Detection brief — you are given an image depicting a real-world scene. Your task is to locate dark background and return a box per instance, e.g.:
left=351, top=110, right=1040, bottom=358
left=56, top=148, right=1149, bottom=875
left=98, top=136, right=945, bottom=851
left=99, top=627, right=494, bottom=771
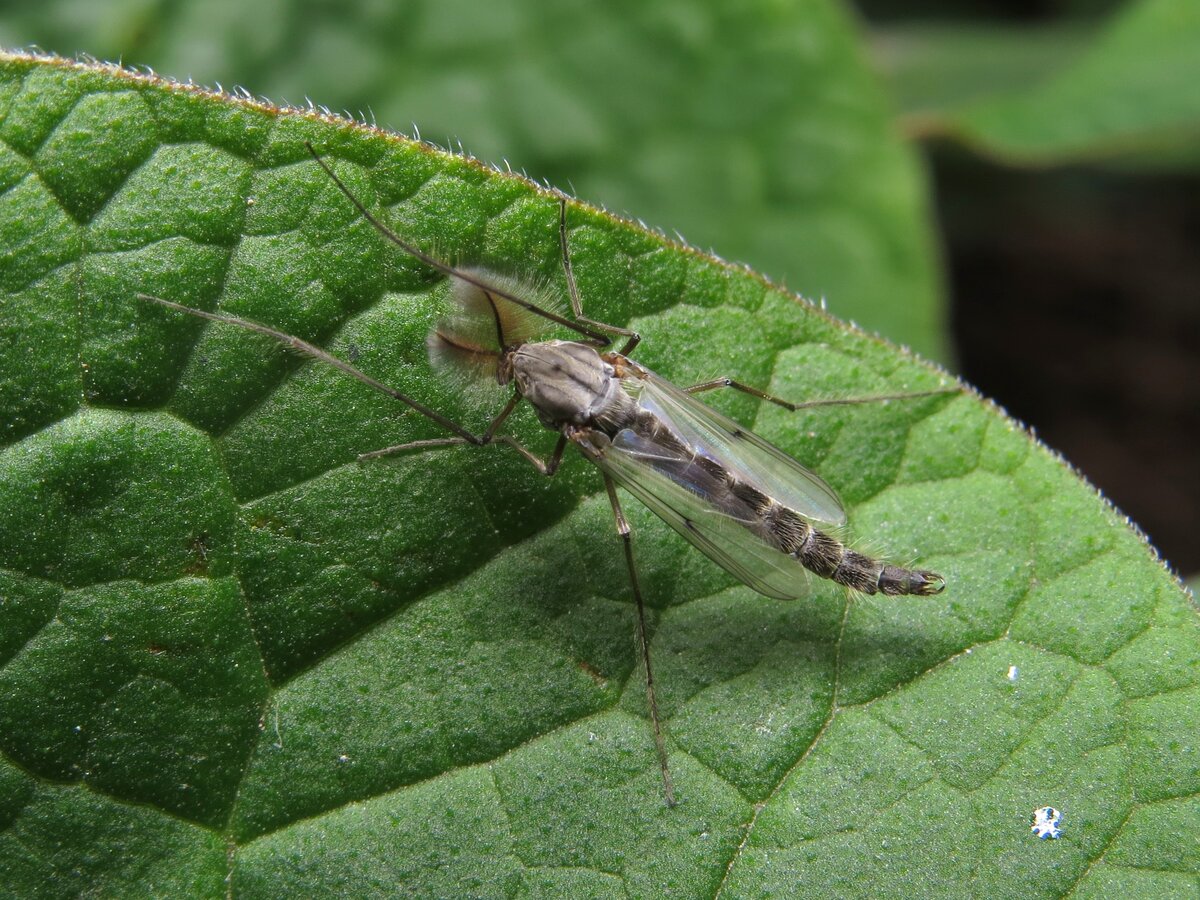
left=942, top=157, right=1199, bottom=579
left=865, top=0, right=1199, bottom=577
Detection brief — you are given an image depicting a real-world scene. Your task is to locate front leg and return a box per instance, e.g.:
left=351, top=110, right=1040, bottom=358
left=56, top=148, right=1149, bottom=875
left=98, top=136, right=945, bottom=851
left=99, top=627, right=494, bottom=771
left=557, top=198, right=640, bottom=356
left=360, top=429, right=568, bottom=477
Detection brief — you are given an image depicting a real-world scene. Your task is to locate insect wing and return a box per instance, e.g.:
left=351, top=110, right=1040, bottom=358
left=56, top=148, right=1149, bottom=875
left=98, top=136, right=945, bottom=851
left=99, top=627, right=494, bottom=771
left=595, top=427, right=808, bottom=599
left=638, top=370, right=847, bottom=527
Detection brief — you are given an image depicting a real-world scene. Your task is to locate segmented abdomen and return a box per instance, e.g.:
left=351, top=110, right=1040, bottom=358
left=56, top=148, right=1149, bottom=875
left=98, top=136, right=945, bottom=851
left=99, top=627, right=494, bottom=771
left=631, top=411, right=945, bottom=597
left=764, top=506, right=945, bottom=596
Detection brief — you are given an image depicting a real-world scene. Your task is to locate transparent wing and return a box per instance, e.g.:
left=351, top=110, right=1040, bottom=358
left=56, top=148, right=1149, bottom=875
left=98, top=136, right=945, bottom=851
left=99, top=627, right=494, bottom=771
left=594, top=428, right=812, bottom=600
left=637, top=369, right=847, bottom=527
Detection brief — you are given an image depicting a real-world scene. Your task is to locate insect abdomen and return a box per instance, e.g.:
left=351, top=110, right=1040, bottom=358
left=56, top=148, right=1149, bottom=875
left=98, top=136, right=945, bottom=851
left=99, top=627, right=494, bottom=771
left=760, top=503, right=943, bottom=596
left=624, top=411, right=945, bottom=597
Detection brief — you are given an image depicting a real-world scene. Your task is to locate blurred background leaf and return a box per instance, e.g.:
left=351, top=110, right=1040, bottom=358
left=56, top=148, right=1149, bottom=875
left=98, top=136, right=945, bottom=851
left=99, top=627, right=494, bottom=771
left=888, top=0, right=1200, bottom=166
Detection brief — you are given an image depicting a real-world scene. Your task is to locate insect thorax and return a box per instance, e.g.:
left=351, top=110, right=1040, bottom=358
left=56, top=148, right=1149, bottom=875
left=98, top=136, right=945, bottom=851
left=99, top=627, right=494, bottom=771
left=511, top=340, right=637, bottom=431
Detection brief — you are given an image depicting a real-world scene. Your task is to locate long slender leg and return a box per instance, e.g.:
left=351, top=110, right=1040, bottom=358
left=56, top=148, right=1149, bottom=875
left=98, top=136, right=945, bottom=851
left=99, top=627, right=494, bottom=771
left=482, top=392, right=523, bottom=440
left=139, top=293, right=566, bottom=475
left=303, top=143, right=609, bottom=347
left=362, top=427, right=569, bottom=477
left=358, top=437, right=471, bottom=461
left=603, top=474, right=675, bottom=807
left=136, top=293, right=482, bottom=444
left=362, top=390, right=523, bottom=461
left=492, top=434, right=566, bottom=475
left=360, top=391, right=568, bottom=475
left=683, top=377, right=960, bottom=411
left=558, top=198, right=641, bottom=356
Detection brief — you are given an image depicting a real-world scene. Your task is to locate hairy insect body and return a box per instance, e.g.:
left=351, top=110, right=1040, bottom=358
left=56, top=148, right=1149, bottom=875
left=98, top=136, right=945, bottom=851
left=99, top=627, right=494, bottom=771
left=507, top=339, right=944, bottom=598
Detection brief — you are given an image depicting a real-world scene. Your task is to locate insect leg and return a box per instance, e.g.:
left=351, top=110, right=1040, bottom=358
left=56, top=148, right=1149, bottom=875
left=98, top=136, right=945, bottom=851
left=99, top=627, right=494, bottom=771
left=497, top=433, right=568, bottom=476
left=683, top=378, right=959, bottom=411
left=558, top=198, right=641, bottom=356
left=304, top=143, right=609, bottom=346
left=358, top=437, right=472, bottom=460
left=359, top=391, right=568, bottom=475
left=359, top=434, right=566, bottom=475
left=481, top=392, right=523, bottom=440
left=136, top=293, right=483, bottom=443
left=603, top=474, right=676, bottom=807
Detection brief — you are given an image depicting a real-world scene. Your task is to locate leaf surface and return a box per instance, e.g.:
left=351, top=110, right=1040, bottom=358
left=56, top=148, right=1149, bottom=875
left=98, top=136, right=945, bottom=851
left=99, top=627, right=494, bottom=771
left=0, top=51, right=1196, bottom=899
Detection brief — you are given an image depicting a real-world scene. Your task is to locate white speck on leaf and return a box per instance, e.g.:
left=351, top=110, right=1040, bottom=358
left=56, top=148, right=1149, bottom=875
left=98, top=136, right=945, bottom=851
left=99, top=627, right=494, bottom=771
left=1031, top=806, right=1062, bottom=840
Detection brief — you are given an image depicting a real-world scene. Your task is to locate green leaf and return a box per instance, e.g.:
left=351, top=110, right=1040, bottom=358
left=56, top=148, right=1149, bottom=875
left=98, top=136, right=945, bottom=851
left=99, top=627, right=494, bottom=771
left=873, top=22, right=1098, bottom=121
left=1, top=50, right=1197, bottom=899
left=893, top=0, right=1200, bottom=166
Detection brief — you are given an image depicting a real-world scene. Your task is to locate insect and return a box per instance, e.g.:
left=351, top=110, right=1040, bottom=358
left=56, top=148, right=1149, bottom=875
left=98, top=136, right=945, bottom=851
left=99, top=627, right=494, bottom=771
left=137, top=142, right=949, bottom=806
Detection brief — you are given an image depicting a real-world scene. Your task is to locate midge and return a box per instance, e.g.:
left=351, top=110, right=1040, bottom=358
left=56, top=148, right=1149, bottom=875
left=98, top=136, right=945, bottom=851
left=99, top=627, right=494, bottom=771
left=138, top=143, right=948, bottom=806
